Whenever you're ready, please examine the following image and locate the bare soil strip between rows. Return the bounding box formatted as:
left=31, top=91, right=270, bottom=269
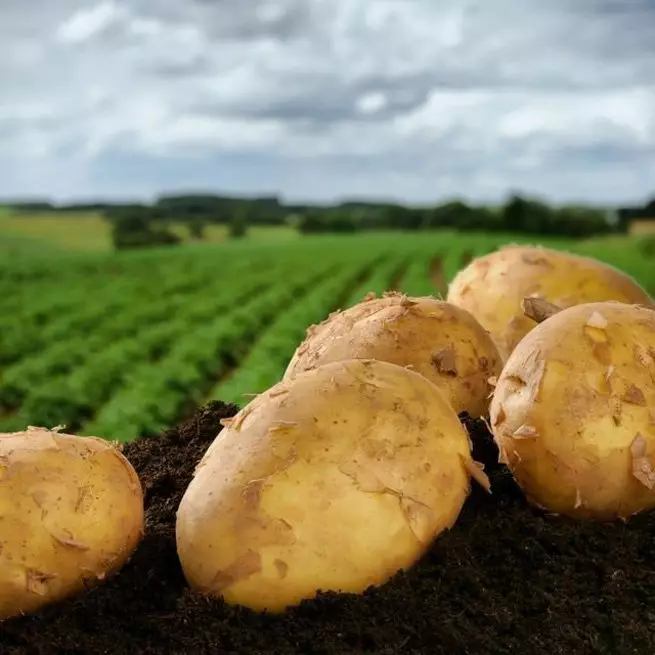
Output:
left=0, top=407, right=18, bottom=428
left=187, top=259, right=382, bottom=419
left=387, top=259, right=410, bottom=292
left=332, top=257, right=390, bottom=311
left=429, top=257, right=446, bottom=296
left=59, top=281, right=278, bottom=433
left=460, top=251, right=474, bottom=267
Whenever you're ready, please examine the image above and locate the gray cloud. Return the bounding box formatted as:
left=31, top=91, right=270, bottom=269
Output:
left=0, top=0, right=654, bottom=205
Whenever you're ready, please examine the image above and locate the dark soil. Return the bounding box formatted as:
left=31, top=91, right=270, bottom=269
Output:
left=2, top=402, right=655, bottom=655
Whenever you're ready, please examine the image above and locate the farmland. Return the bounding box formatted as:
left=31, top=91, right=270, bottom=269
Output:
left=0, top=210, right=300, bottom=253
left=0, top=227, right=653, bottom=441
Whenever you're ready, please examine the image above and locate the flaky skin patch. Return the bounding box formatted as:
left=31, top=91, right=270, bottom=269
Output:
left=489, top=301, right=655, bottom=521
left=283, top=293, right=502, bottom=419
left=447, top=244, right=653, bottom=362
left=176, top=358, right=483, bottom=612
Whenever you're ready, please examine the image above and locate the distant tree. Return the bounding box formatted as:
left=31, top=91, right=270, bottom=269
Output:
left=502, top=194, right=530, bottom=232
left=638, top=235, right=655, bottom=256
left=108, top=207, right=181, bottom=250
left=501, top=194, right=553, bottom=234
left=324, top=209, right=358, bottom=232
left=296, top=210, right=324, bottom=233
left=551, top=206, right=612, bottom=237
left=383, top=205, right=413, bottom=230
left=426, top=201, right=477, bottom=229
left=229, top=206, right=249, bottom=238
left=296, top=208, right=359, bottom=233
left=188, top=219, right=206, bottom=240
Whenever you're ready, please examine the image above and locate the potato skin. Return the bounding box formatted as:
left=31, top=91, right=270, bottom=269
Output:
left=284, top=294, right=502, bottom=418
left=447, top=245, right=653, bottom=361
left=285, top=291, right=399, bottom=366
left=176, top=359, right=478, bottom=613
left=489, top=301, right=655, bottom=520
left=0, top=428, right=144, bottom=620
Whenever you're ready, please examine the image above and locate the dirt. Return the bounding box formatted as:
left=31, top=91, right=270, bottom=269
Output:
left=387, top=259, right=410, bottom=292
left=460, top=251, right=474, bottom=267
left=429, top=257, right=446, bottom=295
left=2, top=401, right=655, bottom=654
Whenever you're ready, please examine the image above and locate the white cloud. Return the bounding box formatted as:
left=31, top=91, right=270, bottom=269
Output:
left=56, top=1, right=126, bottom=44
left=356, top=92, right=388, bottom=115
left=0, top=0, right=653, bottom=204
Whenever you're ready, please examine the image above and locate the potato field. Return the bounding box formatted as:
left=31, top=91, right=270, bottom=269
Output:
left=2, top=229, right=655, bottom=655
left=0, top=231, right=653, bottom=442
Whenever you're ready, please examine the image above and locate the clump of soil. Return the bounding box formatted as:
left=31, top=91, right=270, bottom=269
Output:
left=2, top=402, right=655, bottom=654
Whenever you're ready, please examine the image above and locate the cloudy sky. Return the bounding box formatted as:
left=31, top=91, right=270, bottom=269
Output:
left=1, top=0, right=654, bottom=206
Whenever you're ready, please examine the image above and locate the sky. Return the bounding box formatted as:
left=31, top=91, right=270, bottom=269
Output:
left=1, top=0, right=654, bottom=206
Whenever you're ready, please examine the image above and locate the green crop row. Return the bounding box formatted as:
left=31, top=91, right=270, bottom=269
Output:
left=0, top=256, right=284, bottom=403
left=211, top=252, right=396, bottom=404
left=0, top=231, right=651, bottom=441
left=0, top=273, right=280, bottom=427
left=80, top=258, right=344, bottom=440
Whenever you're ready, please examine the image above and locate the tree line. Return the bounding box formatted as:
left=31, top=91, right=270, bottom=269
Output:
left=4, top=192, right=653, bottom=251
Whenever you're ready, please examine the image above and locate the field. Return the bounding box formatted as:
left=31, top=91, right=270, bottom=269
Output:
left=2, top=217, right=655, bottom=654
left=0, top=211, right=298, bottom=253
left=0, top=221, right=653, bottom=442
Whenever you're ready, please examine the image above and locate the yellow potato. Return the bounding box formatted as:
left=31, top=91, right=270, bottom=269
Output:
left=0, top=427, right=144, bottom=620
left=291, top=291, right=398, bottom=353
left=176, top=359, right=487, bottom=613
left=447, top=244, right=653, bottom=361
left=284, top=294, right=502, bottom=418
left=489, top=301, right=655, bottom=520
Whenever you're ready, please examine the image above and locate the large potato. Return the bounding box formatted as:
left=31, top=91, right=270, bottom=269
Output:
left=447, top=244, right=653, bottom=361
left=289, top=291, right=398, bottom=356
left=0, top=427, right=144, bottom=620
left=284, top=294, right=502, bottom=418
left=490, top=301, right=655, bottom=520
left=176, top=359, right=487, bottom=613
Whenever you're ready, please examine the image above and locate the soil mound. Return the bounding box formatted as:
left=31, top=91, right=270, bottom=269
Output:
left=2, top=402, right=654, bottom=654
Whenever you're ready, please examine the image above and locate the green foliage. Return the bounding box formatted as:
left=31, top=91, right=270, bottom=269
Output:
left=108, top=207, right=181, bottom=250
left=637, top=234, right=655, bottom=256
left=4, top=189, right=639, bottom=238
left=187, top=218, right=206, bottom=240
left=616, top=195, right=655, bottom=230
left=0, top=231, right=651, bottom=440
left=229, top=206, right=249, bottom=238
left=297, top=208, right=358, bottom=233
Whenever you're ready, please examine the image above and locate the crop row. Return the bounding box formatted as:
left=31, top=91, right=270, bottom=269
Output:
left=0, top=256, right=267, bottom=365
left=0, top=280, right=282, bottom=432
left=80, top=257, right=377, bottom=441
left=0, top=262, right=278, bottom=412
left=211, top=252, right=406, bottom=404
left=1, top=231, right=652, bottom=442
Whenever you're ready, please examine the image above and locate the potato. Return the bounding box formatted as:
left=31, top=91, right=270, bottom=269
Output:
left=176, top=359, right=487, bottom=613
left=489, top=300, right=655, bottom=520
left=284, top=293, right=502, bottom=418
left=290, top=291, right=398, bottom=354
left=447, top=244, right=653, bottom=361
left=0, top=427, right=144, bottom=620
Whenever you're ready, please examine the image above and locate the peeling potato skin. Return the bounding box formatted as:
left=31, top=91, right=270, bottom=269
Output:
left=176, top=359, right=474, bottom=613
left=283, top=292, right=400, bottom=374
left=489, top=301, right=655, bottom=520
left=283, top=293, right=502, bottom=418
left=0, top=428, right=145, bottom=620
left=446, top=244, right=654, bottom=362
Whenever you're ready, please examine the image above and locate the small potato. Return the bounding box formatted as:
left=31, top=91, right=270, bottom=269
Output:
left=284, top=293, right=502, bottom=418
left=176, top=359, right=487, bottom=613
left=447, top=244, right=653, bottom=361
left=490, top=301, right=655, bottom=520
left=0, top=427, right=144, bottom=620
